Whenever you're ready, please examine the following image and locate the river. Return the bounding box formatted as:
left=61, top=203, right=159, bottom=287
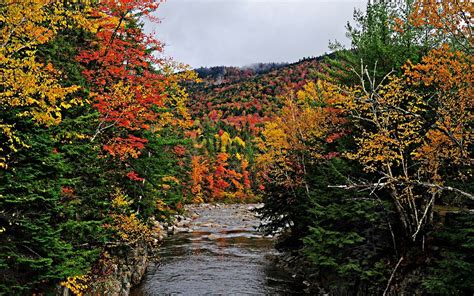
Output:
left=130, top=204, right=305, bottom=295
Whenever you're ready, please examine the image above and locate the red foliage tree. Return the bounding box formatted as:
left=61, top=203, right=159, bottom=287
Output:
left=77, top=0, right=170, bottom=159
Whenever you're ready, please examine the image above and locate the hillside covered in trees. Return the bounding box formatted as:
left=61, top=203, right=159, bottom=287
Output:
left=1, top=0, right=473, bottom=295
left=183, top=57, right=326, bottom=202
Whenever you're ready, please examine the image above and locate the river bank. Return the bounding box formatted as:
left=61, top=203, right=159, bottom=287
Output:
left=59, top=203, right=300, bottom=295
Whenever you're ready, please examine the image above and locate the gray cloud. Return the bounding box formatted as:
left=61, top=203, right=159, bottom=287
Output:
left=144, top=0, right=367, bottom=68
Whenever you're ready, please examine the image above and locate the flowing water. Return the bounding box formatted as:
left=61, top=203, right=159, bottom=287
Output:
left=130, top=204, right=304, bottom=295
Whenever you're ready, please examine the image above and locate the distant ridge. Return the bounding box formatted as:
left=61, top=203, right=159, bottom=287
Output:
left=187, top=54, right=328, bottom=134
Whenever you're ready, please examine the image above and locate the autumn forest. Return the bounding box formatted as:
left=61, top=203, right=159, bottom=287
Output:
left=0, top=0, right=473, bottom=295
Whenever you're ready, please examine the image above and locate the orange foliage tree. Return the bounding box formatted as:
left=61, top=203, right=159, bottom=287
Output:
left=190, top=155, right=209, bottom=203
left=405, top=45, right=473, bottom=184
left=410, top=0, right=473, bottom=51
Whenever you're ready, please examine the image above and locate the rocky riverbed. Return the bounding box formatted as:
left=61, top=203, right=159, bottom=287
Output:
left=160, top=203, right=264, bottom=234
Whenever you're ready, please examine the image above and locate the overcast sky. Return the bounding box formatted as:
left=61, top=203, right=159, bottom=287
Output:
left=145, top=0, right=367, bottom=68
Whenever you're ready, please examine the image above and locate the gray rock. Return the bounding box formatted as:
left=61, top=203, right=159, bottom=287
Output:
left=174, top=227, right=189, bottom=234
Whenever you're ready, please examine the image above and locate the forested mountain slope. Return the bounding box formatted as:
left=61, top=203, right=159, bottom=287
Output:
left=190, top=58, right=321, bottom=132
left=183, top=57, right=327, bottom=202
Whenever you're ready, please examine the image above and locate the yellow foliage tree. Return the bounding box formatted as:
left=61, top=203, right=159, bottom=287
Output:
left=0, top=0, right=91, bottom=168
left=256, top=80, right=346, bottom=191
left=335, top=61, right=473, bottom=243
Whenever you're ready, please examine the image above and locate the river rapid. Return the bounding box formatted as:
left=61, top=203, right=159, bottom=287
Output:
left=130, top=204, right=305, bottom=295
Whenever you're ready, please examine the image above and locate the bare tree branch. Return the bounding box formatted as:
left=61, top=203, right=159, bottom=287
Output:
left=383, top=256, right=404, bottom=296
